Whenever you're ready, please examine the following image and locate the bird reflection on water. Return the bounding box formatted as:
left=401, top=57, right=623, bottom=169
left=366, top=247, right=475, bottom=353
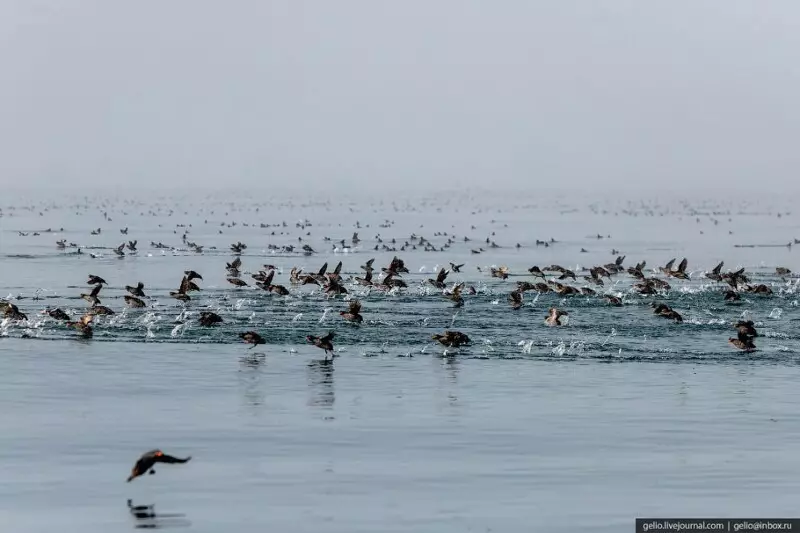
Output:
left=307, top=358, right=335, bottom=409
left=127, top=500, right=190, bottom=529
left=238, top=352, right=267, bottom=408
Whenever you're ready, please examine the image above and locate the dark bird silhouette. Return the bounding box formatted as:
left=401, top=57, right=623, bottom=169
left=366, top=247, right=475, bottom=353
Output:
left=170, top=276, right=192, bottom=302
left=735, top=320, right=758, bottom=337
left=528, top=266, right=546, bottom=279
left=199, top=311, right=223, bottom=327
left=450, top=262, right=464, bottom=273
left=360, top=258, right=375, bottom=273
left=354, top=270, right=373, bottom=286
left=325, top=261, right=343, bottom=282
left=724, top=290, right=741, bottom=301
left=80, top=284, right=103, bottom=306
left=240, top=331, right=265, bottom=347
left=651, top=302, right=683, bottom=323
left=659, top=258, right=676, bottom=275
left=226, top=257, right=242, bottom=274
left=706, top=261, right=724, bottom=281
left=307, top=331, right=335, bottom=357
left=43, top=307, right=70, bottom=321
left=90, top=305, right=115, bottom=316
left=127, top=449, right=191, bottom=482
left=340, top=300, right=363, bottom=323
left=627, top=261, right=646, bottom=279
left=431, top=330, right=471, bottom=348
left=668, top=258, right=690, bottom=280
left=508, top=290, right=523, bottom=310
left=729, top=330, right=756, bottom=351
left=184, top=270, right=203, bottom=282
left=66, top=313, right=94, bottom=337
left=428, top=268, right=449, bottom=289
left=87, top=275, right=107, bottom=285
left=125, top=282, right=146, bottom=297
left=2, top=302, right=28, bottom=321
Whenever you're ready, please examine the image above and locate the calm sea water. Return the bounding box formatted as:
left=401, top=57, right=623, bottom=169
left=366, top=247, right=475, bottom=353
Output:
left=1, top=189, right=799, bottom=532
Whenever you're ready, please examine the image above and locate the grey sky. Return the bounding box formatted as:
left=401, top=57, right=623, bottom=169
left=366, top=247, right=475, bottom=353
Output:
left=1, top=1, right=799, bottom=191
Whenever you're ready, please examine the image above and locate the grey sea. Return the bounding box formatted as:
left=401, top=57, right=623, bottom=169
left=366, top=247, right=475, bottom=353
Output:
left=1, top=188, right=799, bottom=532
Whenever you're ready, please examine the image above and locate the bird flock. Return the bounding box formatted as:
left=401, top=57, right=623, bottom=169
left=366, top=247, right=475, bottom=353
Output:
left=2, top=248, right=790, bottom=354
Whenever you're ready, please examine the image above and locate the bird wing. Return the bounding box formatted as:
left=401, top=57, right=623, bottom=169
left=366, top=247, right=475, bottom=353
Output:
left=321, top=331, right=335, bottom=343
left=678, top=258, right=688, bottom=273
left=154, top=453, right=191, bottom=464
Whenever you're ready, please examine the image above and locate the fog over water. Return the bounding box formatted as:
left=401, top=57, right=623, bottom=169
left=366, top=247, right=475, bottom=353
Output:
left=2, top=1, right=800, bottom=191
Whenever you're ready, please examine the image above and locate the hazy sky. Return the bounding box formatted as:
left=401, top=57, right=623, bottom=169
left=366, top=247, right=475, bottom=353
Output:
left=1, top=1, right=799, bottom=191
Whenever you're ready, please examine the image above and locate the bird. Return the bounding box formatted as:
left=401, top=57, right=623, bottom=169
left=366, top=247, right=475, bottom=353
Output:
left=427, top=268, right=449, bottom=289
left=198, top=311, right=223, bottom=327
left=735, top=320, right=758, bottom=337
left=508, top=290, right=523, bottom=310
left=431, top=330, right=471, bottom=347
left=3, top=302, right=28, bottom=321
left=545, top=307, right=568, bottom=326
left=170, top=276, right=192, bottom=301
left=87, top=275, right=107, bottom=285
left=340, top=300, right=363, bottom=323
left=80, top=284, right=103, bottom=306
left=226, top=257, right=242, bottom=275
left=354, top=270, right=373, bottom=286
left=125, top=282, right=146, bottom=297
left=240, top=331, right=265, bottom=348
left=651, top=303, right=683, bottom=323
left=360, top=258, right=375, bottom=273
left=307, top=331, right=335, bottom=357
left=43, top=307, right=70, bottom=321
left=706, top=261, right=724, bottom=281
left=184, top=270, right=203, bottom=282
left=126, top=449, right=192, bottom=482
left=668, top=258, right=690, bottom=280
left=729, top=330, right=756, bottom=351
left=450, top=262, right=464, bottom=273
left=66, top=313, right=94, bottom=337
